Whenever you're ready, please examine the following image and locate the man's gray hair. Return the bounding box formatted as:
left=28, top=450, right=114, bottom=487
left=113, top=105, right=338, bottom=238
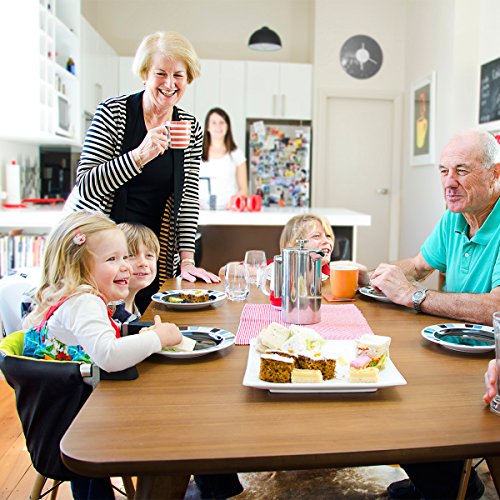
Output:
left=480, top=132, right=500, bottom=169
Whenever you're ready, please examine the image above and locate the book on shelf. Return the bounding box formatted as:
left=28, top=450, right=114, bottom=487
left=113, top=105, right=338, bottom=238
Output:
left=0, top=232, right=46, bottom=278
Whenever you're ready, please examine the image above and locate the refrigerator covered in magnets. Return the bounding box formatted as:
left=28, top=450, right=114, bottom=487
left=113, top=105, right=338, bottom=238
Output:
left=247, top=119, right=311, bottom=207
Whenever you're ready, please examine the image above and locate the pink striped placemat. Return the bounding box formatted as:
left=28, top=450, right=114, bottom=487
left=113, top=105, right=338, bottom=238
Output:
left=235, top=304, right=373, bottom=345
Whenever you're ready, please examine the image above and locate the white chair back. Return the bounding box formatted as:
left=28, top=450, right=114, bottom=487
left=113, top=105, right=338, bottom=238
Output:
left=0, top=267, right=41, bottom=335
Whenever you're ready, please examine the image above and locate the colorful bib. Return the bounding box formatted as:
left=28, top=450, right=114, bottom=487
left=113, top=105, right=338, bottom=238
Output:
left=22, top=295, right=120, bottom=363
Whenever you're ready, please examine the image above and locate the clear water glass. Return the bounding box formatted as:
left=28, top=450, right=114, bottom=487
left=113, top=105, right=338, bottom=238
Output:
left=244, top=250, right=267, bottom=286
left=490, top=311, right=500, bottom=415
left=224, top=261, right=249, bottom=301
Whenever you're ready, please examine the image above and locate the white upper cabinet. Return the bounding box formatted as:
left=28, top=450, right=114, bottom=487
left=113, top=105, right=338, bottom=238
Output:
left=0, top=0, right=81, bottom=145
left=118, top=57, right=142, bottom=96
left=191, top=60, right=246, bottom=150
left=246, top=62, right=312, bottom=120
left=80, top=17, right=118, bottom=140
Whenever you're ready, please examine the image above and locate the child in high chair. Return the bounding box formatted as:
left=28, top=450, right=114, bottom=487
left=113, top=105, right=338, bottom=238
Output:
left=22, top=211, right=182, bottom=372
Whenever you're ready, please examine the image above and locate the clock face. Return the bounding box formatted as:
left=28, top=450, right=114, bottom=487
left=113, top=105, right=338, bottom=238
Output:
left=340, top=35, right=383, bottom=79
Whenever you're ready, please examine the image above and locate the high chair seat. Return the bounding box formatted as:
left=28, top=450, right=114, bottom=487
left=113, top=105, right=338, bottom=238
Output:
left=0, top=331, right=135, bottom=499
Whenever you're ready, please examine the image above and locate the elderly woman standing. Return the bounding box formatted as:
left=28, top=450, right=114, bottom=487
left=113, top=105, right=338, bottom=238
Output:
left=64, top=31, right=219, bottom=312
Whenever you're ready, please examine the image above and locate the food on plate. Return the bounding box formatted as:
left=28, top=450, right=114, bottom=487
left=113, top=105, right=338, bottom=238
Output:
left=163, top=335, right=197, bottom=353
left=291, top=368, right=323, bottom=384
left=355, top=334, right=391, bottom=369
left=349, top=366, right=379, bottom=383
left=178, top=290, right=210, bottom=303
left=255, top=322, right=291, bottom=352
left=296, top=353, right=336, bottom=380
left=255, top=323, right=323, bottom=354
left=259, top=353, right=295, bottom=383
left=166, top=296, right=185, bottom=304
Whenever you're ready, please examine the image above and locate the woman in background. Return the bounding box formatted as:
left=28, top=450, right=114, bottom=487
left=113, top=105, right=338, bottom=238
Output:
left=199, top=108, right=248, bottom=209
left=64, top=31, right=219, bottom=313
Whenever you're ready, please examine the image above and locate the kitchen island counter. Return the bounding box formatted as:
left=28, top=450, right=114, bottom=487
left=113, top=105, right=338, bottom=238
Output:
left=0, top=206, right=370, bottom=271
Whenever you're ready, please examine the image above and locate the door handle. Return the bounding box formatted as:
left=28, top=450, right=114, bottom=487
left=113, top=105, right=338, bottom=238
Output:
left=376, top=188, right=389, bottom=195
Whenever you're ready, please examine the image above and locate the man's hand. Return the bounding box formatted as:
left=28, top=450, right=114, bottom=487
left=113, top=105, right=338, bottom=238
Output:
left=370, top=263, right=417, bottom=307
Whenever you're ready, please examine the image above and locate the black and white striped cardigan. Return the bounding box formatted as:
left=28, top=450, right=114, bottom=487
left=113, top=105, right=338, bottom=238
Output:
left=64, top=92, right=203, bottom=280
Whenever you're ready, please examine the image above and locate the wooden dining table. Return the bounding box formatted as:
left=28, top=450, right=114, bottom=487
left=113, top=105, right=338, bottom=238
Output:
left=60, top=278, right=500, bottom=499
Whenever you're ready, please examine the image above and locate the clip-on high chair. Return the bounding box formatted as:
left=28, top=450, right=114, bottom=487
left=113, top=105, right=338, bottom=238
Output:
left=0, top=330, right=135, bottom=499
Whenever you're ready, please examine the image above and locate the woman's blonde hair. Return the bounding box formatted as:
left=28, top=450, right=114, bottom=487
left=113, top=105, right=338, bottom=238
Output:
left=117, top=222, right=160, bottom=258
left=28, top=211, right=117, bottom=326
left=133, top=31, right=201, bottom=83
left=279, top=214, right=335, bottom=250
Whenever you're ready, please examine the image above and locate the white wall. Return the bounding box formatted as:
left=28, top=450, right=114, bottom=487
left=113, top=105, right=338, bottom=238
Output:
left=399, top=0, right=496, bottom=259
left=82, top=0, right=314, bottom=63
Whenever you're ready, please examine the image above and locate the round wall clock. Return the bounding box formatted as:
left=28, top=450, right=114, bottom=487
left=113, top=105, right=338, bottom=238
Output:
left=340, top=35, right=383, bottom=79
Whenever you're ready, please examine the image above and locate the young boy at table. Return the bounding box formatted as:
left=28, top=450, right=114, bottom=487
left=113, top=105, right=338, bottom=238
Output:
left=119, top=222, right=245, bottom=499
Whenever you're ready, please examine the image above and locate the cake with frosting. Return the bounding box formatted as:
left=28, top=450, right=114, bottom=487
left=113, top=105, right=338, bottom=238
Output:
left=259, top=353, right=294, bottom=383
left=296, top=353, right=336, bottom=380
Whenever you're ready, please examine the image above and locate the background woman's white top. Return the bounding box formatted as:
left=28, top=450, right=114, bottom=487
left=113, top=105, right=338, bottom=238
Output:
left=199, top=148, right=246, bottom=210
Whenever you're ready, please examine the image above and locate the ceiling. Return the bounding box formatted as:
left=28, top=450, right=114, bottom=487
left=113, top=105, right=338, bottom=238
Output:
left=81, top=0, right=314, bottom=62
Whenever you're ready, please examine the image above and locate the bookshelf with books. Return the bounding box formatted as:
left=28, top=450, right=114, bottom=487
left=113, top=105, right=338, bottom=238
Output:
left=0, top=206, right=64, bottom=278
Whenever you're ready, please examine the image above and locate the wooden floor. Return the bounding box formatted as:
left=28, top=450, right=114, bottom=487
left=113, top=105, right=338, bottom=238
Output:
left=0, top=377, right=129, bottom=499
left=1, top=376, right=497, bottom=499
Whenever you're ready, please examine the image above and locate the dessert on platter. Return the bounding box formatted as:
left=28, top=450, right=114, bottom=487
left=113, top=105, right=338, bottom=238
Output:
left=252, top=323, right=397, bottom=388
left=291, top=368, right=323, bottom=384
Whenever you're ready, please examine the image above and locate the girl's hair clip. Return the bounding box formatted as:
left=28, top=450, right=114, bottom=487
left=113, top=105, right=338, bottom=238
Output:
left=73, top=230, right=86, bottom=246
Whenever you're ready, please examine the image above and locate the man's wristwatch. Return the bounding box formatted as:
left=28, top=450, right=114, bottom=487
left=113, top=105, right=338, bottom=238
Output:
left=412, top=288, right=429, bottom=313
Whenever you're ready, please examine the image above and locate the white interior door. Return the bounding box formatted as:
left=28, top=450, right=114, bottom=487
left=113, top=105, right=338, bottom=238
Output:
left=323, top=94, right=401, bottom=268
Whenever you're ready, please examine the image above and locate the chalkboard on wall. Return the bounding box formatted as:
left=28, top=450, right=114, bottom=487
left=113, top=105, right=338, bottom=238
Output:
left=479, top=57, right=500, bottom=124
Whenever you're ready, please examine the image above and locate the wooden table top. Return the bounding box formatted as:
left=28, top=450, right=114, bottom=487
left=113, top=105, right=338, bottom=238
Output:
left=61, top=278, right=500, bottom=479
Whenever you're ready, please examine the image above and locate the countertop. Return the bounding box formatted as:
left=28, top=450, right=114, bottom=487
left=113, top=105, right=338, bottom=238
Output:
left=0, top=206, right=371, bottom=232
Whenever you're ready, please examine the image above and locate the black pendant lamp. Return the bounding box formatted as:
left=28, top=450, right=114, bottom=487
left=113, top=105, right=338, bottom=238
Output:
left=248, top=26, right=282, bottom=51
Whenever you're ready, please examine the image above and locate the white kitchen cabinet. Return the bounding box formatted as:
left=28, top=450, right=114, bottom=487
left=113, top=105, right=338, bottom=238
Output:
left=0, top=0, right=81, bottom=145
left=80, top=17, right=118, bottom=116
left=118, top=57, right=142, bottom=96
left=192, top=60, right=246, bottom=150
left=246, top=62, right=312, bottom=120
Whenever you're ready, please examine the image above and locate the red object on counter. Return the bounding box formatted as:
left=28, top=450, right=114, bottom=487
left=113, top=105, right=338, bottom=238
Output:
left=229, top=194, right=246, bottom=212
left=228, top=194, right=263, bottom=212
left=23, top=198, right=66, bottom=205
left=2, top=203, right=27, bottom=209
left=246, top=194, right=262, bottom=212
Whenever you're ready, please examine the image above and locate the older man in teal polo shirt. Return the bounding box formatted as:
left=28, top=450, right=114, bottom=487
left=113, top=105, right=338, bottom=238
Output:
left=372, top=129, right=499, bottom=500
left=371, top=129, right=500, bottom=327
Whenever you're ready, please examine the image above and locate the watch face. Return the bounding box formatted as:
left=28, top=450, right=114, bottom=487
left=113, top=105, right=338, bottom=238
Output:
left=340, top=35, right=383, bottom=79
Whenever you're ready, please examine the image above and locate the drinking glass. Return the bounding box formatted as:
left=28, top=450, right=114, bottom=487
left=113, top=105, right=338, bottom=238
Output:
left=244, top=250, right=267, bottom=286
left=490, top=311, right=500, bottom=415
left=224, top=261, right=249, bottom=301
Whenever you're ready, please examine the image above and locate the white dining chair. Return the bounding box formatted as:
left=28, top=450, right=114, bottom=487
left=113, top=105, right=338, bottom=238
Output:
left=0, top=267, right=41, bottom=336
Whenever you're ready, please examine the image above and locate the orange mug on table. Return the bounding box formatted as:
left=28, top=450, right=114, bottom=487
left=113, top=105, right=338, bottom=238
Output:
left=330, top=264, right=359, bottom=299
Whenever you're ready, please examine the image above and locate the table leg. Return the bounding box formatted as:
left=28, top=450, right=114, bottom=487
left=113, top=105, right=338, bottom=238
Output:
left=134, top=474, right=190, bottom=499
left=486, top=457, right=500, bottom=495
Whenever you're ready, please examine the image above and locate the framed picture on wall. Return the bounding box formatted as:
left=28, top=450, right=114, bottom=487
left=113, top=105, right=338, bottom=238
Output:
left=410, top=72, right=436, bottom=166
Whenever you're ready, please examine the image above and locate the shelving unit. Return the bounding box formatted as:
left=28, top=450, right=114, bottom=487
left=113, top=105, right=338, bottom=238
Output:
left=0, top=0, right=80, bottom=144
